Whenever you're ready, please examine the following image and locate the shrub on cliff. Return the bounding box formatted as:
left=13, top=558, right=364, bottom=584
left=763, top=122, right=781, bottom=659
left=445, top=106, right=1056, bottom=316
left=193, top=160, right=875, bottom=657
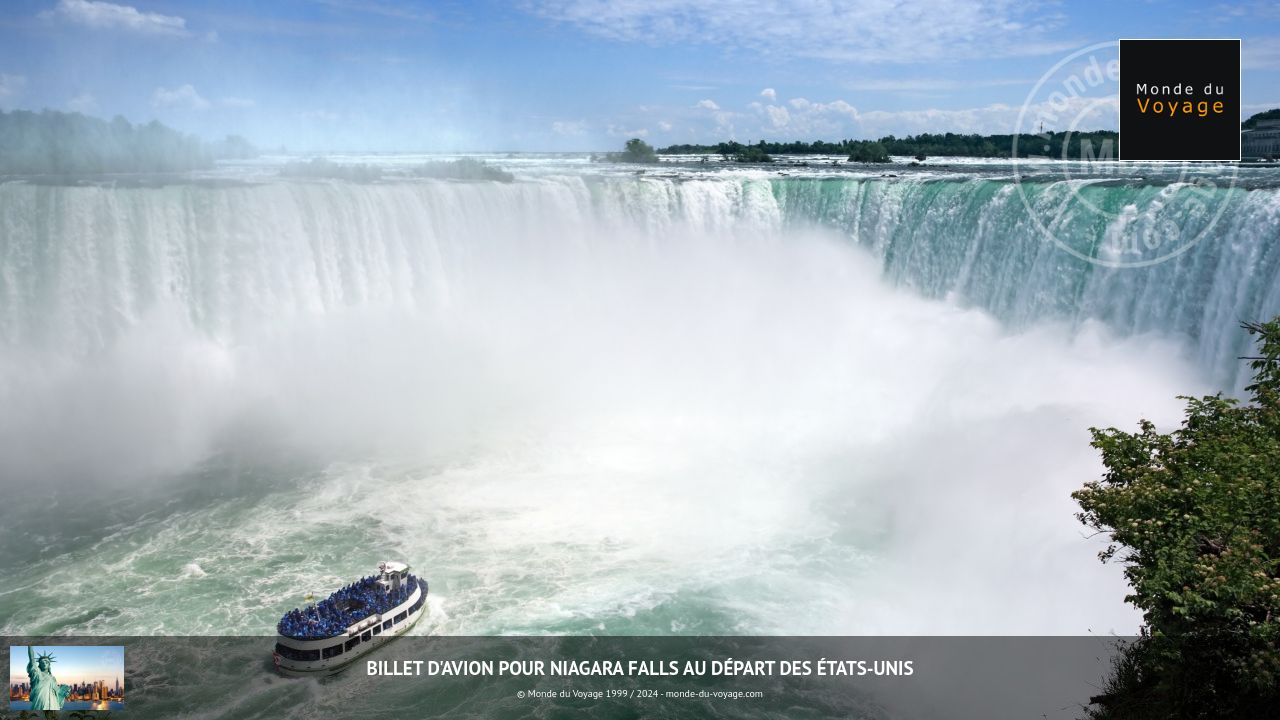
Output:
left=1076, top=319, right=1280, bottom=719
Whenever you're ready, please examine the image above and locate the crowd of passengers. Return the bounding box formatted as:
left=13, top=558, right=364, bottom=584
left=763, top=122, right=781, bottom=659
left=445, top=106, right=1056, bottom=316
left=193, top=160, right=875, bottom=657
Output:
left=277, top=575, right=416, bottom=640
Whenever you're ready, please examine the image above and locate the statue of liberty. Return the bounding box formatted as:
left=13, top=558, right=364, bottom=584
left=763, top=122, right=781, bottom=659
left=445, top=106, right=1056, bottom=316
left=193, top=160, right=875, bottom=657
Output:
left=26, top=646, right=71, bottom=710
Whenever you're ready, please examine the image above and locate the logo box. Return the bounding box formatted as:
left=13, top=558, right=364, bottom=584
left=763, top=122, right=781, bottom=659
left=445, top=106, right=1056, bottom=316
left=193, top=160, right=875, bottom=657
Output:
left=1119, top=39, right=1241, bottom=161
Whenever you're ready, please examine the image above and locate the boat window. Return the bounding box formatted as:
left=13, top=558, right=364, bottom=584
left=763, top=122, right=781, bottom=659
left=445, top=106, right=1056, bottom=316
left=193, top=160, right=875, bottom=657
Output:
left=345, top=637, right=360, bottom=652
left=372, top=625, right=382, bottom=636
left=394, top=611, right=407, bottom=623
left=382, top=620, right=393, bottom=631
left=361, top=630, right=372, bottom=641
left=322, top=644, right=344, bottom=659
left=275, top=643, right=321, bottom=662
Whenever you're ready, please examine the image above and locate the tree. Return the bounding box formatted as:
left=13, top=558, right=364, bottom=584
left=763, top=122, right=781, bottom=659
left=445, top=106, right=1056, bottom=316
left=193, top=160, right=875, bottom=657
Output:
left=617, top=138, right=659, bottom=163
left=0, top=109, right=214, bottom=174
left=1242, top=108, right=1280, bottom=130
left=733, top=144, right=773, bottom=163
left=211, top=134, right=258, bottom=160
left=847, top=141, right=889, bottom=163
left=1074, top=319, right=1280, bottom=719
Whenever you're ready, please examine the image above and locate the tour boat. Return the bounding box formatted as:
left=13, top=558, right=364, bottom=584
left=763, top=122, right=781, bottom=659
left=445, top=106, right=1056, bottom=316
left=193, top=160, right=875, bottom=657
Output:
left=273, top=561, right=427, bottom=676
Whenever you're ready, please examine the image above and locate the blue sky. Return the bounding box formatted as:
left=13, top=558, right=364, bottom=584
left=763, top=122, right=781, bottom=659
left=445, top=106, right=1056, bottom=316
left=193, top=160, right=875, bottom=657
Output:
left=9, top=645, right=124, bottom=686
left=0, top=0, right=1278, bottom=151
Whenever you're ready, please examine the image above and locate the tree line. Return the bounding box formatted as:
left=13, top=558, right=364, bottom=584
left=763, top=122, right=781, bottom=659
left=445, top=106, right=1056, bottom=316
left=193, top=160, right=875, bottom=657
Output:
left=655, top=130, right=1121, bottom=162
left=0, top=110, right=256, bottom=174
left=1242, top=108, right=1280, bottom=129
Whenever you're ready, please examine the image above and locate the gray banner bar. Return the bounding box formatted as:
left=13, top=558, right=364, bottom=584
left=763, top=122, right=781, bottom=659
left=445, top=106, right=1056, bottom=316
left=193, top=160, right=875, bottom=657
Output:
left=4, top=636, right=1130, bottom=719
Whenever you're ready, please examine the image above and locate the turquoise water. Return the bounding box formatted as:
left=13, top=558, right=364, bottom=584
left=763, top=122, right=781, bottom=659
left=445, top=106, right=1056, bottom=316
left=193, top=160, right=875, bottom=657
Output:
left=0, top=158, right=1273, bottom=643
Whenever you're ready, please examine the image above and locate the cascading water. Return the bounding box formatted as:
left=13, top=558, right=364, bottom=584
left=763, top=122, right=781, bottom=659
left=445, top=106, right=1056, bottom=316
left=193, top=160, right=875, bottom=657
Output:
left=0, top=162, right=1271, bottom=641
left=773, top=174, right=1280, bottom=386
left=6, top=171, right=1277, bottom=383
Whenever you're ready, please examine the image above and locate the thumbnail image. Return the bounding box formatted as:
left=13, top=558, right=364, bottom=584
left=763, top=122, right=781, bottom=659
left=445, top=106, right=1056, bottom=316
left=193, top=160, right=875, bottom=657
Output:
left=9, top=646, right=124, bottom=712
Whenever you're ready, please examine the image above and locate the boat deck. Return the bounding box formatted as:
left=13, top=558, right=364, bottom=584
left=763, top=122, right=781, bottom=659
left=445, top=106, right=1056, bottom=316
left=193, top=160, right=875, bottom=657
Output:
left=277, top=574, right=420, bottom=641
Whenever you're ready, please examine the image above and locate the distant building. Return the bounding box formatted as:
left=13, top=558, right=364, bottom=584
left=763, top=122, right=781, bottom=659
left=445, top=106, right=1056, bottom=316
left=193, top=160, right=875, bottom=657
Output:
left=1242, top=119, right=1280, bottom=160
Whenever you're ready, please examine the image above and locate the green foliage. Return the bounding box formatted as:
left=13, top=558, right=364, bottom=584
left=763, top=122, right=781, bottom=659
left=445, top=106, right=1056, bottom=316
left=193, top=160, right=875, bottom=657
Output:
left=278, top=158, right=383, bottom=182
left=1075, top=319, right=1280, bottom=718
left=279, top=157, right=515, bottom=183
left=211, top=134, right=258, bottom=160
left=616, top=138, right=659, bottom=163
left=411, top=157, right=515, bottom=182
left=659, top=130, right=1120, bottom=160
left=714, top=141, right=744, bottom=161
left=0, top=110, right=216, bottom=174
left=1242, top=108, right=1280, bottom=130
left=733, top=142, right=774, bottom=163
left=847, top=141, right=889, bottom=163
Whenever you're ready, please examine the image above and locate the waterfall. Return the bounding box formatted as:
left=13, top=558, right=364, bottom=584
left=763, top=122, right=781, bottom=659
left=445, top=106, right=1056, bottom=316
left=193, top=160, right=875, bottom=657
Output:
left=772, top=175, right=1280, bottom=387
left=2, top=170, right=1234, bottom=635
left=3, top=174, right=1276, bottom=389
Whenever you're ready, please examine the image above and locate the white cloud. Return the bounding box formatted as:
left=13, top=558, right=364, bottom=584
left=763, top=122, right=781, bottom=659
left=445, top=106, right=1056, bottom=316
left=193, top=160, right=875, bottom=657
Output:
left=696, top=99, right=720, bottom=110
left=220, top=96, right=256, bottom=108
left=152, top=84, right=210, bottom=110
left=551, top=120, right=587, bottom=135
left=0, top=74, right=26, bottom=100
left=787, top=98, right=859, bottom=120
left=67, top=93, right=98, bottom=113
left=760, top=88, right=776, bottom=101
left=844, top=77, right=1029, bottom=92
left=45, top=0, right=188, bottom=36
left=856, top=95, right=1118, bottom=136
left=525, top=0, right=1077, bottom=64
left=607, top=124, right=648, bottom=137
left=765, top=104, right=790, bottom=128
left=1207, top=2, right=1280, bottom=22
left=734, top=93, right=1118, bottom=139
left=657, top=120, right=673, bottom=132
left=748, top=97, right=862, bottom=135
